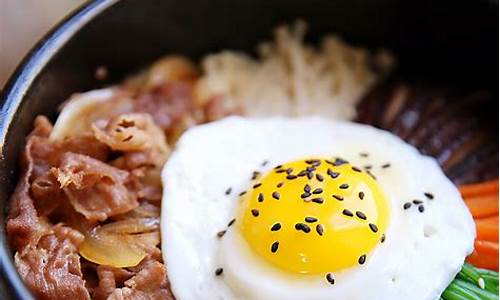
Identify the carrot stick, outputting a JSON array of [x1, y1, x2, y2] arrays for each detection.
[[464, 194, 499, 218], [475, 240, 499, 256], [460, 179, 499, 198], [476, 216, 499, 242], [468, 249, 499, 271]]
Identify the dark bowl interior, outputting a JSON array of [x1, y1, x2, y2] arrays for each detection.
[[0, 0, 498, 298]]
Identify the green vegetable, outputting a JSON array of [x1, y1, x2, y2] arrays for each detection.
[[458, 264, 486, 289], [454, 279, 498, 300], [443, 283, 481, 300], [442, 264, 499, 300]]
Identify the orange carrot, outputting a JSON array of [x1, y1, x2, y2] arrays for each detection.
[[475, 240, 499, 256], [476, 216, 499, 242], [460, 179, 499, 198], [467, 249, 499, 271], [464, 194, 499, 218]]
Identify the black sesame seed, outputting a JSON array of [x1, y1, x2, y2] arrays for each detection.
[[253, 183, 262, 189], [325, 160, 335, 166], [311, 161, 321, 167], [251, 209, 259, 217], [364, 165, 373, 170], [217, 230, 227, 238], [381, 163, 391, 169], [215, 268, 223, 276], [306, 166, 316, 172], [339, 183, 349, 189], [258, 193, 264, 202], [274, 165, 282, 170], [225, 187, 232, 195], [403, 202, 412, 210], [333, 158, 348, 166], [316, 224, 324, 236], [367, 170, 377, 180], [418, 205, 425, 213], [304, 184, 311, 193], [251, 171, 260, 180], [358, 254, 366, 265], [271, 241, 279, 253], [227, 219, 236, 227], [306, 159, 320, 165], [261, 160, 269, 166], [286, 175, 298, 180], [412, 199, 423, 205], [352, 166, 362, 172], [326, 273, 335, 285], [342, 209, 354, 217], [356, 211, 367, 220], [239, 191, 247, 196], [358, 192, 365, 200], [381, 234, 386, 243], [276, 169, 286, 173], [311, 198, 325, 204], [332, 194, 344, 201], [272, 192, 280, 200], [271, 223, 282, 231], [312, 198, 324, 204], [312, 188, 323, 194], [307, 172, 314, 180], [297, 170, 308, 177], [301, 192, 311, 199], [295, 223, 311, 233], [327, 169, 339, 179], [305, 217, 318, 223], [316, 174, 324, 182], [359, 152, 369, 157], [286, 168, 294, 174], [424, 192, 434, 200], [369, 223, 378, 233], [276, 182, 284, 188]]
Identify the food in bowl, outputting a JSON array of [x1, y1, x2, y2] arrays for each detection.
[[6, 23, 498, 300]]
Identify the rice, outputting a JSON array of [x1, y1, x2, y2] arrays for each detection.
[[195, 21, 395, 121]]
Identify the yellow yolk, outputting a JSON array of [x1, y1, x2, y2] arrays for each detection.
[[236, 158, 391, 275]]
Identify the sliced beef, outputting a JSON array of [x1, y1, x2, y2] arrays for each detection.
[[93, 266, 134, 300], [53, 153, 138, 222], [14, 225, 90, 300], [106, 261, 173, 300]]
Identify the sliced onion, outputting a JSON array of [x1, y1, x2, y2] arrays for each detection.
[[78, 217, 160, 268], [98, 217, 159, 234]]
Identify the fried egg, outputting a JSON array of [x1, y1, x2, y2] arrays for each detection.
[[161, 116, 475, 300]]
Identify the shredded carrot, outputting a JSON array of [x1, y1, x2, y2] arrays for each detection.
[[476, 216, 499, 242], [460, 179, 499, 198], [464, 194, 499, 218], [468, 248, 499, 271]]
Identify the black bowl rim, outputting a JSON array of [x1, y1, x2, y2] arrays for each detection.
[[0, 0, 117, 298]]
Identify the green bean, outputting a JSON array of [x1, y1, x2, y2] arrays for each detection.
[[476, 268, 499, 278], [454, 279, 499, 300], [459, 264, 486, 289], [443, 283, 480, 300]]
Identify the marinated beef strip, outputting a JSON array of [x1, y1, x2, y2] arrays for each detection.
[[5, 56, 235, 299], [53, 153, 138, 222], [7, 117, 91, 300], [355, 81, 498, 184]]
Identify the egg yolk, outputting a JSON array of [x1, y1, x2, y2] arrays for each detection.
[[236, 158, 390, 275]]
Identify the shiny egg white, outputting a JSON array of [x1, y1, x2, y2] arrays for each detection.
[[161, 116, 475, 300]]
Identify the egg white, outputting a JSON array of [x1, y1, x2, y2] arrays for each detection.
[[161, 116, 475, 300]]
